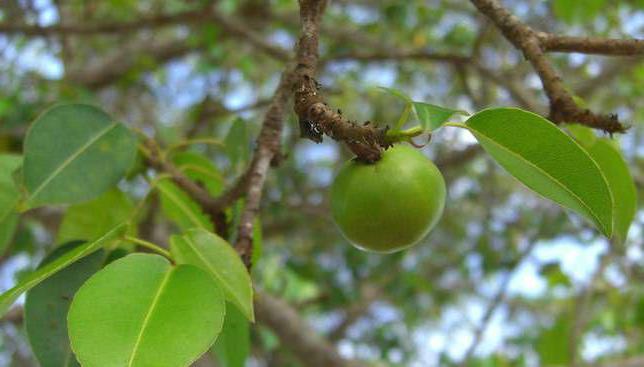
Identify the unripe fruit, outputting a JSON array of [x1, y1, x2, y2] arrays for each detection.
[[330, 145, 446, 253]]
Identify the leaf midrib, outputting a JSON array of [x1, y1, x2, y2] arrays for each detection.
[[126, 268, 173, 367], [28, 122, 119, 202], [469, 126, 610, 235]]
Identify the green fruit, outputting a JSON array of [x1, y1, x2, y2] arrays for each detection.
[[330, 145, 446, 253]]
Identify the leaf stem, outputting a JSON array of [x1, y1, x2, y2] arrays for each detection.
[[444, 121, 468, 129], [124, 235, 172, 258], [168, 138, 224, 152], [394, 103, 412, 130]]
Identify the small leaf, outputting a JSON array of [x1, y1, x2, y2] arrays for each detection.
[[536, 315, 572, 365], [464, 108, 613, 236], [172, 152, 223, 196], [23, 104, 137, 207], [170, 228, 254, 321], [68, 253, 225, 367], [157, 179, 213, 231], [213, 303, 250, 367], [25, 242, 106, 367], [377, 86, 412, 103], [57, 189, 136, 244], [0, 223, 126, 316], [584, 140, 637, 245], [225, 118, 249, 170], [0, 154, 22, 254], [412, 102, 465, 132]]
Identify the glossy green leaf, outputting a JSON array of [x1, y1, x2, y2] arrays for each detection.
[[464, 108, 613, 236], [25, 242, 106, 367], [225, 118, 249, 170], [172, 152, 223, 196], [213, 303, 250, 367], [413, 102, 465, 132], [170, 228, 254, 321], [23, 104, 137, 207], [377, 86, 412, 103], [57, 189, 136, 244], [585, 140, 637, 245], [0, 154, 22, 254], [68, 253, 225, 367], [157, 179, 213, 231], [0, 223, 126, 316]]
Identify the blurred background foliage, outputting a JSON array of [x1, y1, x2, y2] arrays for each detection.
[[0, 0, 643, 366]]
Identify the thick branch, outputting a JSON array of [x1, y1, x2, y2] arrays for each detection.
[[469, 0, 627, 134], [293, 0, 389, 162], [234, 70, 296, 266], [255, 290, 367, 367]]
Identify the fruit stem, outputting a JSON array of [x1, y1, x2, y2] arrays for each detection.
[[385, 126, 424, 143]]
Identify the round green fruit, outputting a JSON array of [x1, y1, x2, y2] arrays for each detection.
[[330, 145, 446, 253]]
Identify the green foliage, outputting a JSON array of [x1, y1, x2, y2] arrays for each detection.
[[172, 152, 224, 196], [0, 154, 22, 254], [57, 189, 136, 244], [23, 104, 137, 207], [213, 303, 250, 367], [170, 228, 254, 321], [0, 223, 126, 316], [225, 118, 250, 170], [412, 102, 465, 132], [157, 180, 213, 231], [552, 0, 606, 24], [68, 253, 225, 367], [536, 315, 572, 365], [25, 242, 106, 367], [464, 108, 613, 236]]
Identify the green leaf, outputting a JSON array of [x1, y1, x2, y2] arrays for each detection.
[[584, 140, 637, 245], [23, 104, 137, 207], [170, 228, 254, 321], [0, 154, 22, 254], [0, 223, 126, 316], [464, 108, 613, 236], [377, 86, 412, 103], [25, 242, 107, 367], [157, 179, 213, 231], [57, 189, 136, 244], [225, 118, 249, 170], [172, 152, 223, 196], [213, 303, 250, 367], [536, 315, 572, 365], [412, 102, 465, 132], [68, 253, 225, 367], [552, 0, 606, 24]]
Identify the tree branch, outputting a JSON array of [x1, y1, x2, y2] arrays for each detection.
[[538, 33, 644, 56], [469, 0, 628, 134], [255, 290, 368, 367]]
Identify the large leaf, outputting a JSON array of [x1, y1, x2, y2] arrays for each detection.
[[25, 242, 107, 367], [157, 179, 213, 231], [172, 152, 223, 196], [170, 228, 254, 321], [57, 189, 136, 244], [584, 140, 637, 245], [464, 108, 613, 236], [68, 253, 225, 367], [0, 223, 126, 316], [213, 304, 250, 367], [0, 154, 22, 254], [23, 104, 137, 207]]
